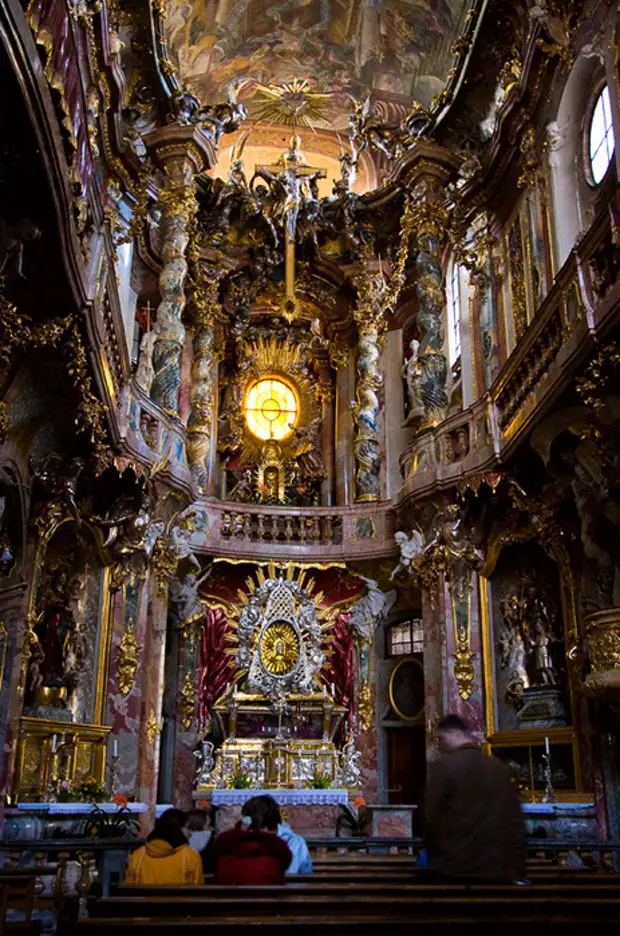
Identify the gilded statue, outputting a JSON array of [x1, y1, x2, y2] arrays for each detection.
[[29, 569, 85, 699], [193, 737, 216, 786], [498, 590, 530, 701], [290, 417, 324, 480]]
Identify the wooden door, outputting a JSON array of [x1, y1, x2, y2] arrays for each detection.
[[386, 725, 427, 820]]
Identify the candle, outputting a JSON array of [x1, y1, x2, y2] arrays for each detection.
[[113, 739, 118, 758], [51, 734, 57, 754], [545, 736, 550, 755], [331, 683, 335, 698], [225, 682, 230, 695], [323, 685, 327, 698]]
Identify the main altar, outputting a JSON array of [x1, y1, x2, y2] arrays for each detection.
[[192, 569, 363, 800]]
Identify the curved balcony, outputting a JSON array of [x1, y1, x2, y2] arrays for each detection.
[[188, 499, 396, 562]]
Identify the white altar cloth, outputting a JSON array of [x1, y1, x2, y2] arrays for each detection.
[[211, 789, 349, 807]]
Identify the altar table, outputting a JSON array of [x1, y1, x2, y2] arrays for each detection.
[[210, 788, 349, 807]]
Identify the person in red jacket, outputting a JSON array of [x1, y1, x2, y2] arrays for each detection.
[[213, 795, 292, 884]]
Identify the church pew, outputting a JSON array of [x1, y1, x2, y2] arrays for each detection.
[[86, 893, 620, 922]]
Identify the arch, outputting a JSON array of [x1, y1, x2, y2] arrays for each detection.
[[547, 50, 611, 269]]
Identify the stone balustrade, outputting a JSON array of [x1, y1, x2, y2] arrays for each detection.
[[188, 499, 396, 561]]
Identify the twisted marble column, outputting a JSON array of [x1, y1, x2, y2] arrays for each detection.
[[352, 307, 384, 502], [187, 276, 220, 489], [143, 126, 215, 417]]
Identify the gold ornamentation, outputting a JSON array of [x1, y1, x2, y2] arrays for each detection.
[[150, 536, 179, 597], [497, 47, 522, 97], [357, 685, 372, 732], [145, 709, 162, 745], [582, 608, 620, 698], [117, 630, 140, 696], [518, 127, 545, 192], [454, 632, 475, 701], [260, 621, 300, 676], [0, 291, 111, 472], [179, 669, 196, 729]]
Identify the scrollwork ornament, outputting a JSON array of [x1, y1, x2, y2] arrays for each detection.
[[145, 709, 162, 745], [179, 669, 196, 729], [150, 536, 179, 597], [117, 630, 141, 696]]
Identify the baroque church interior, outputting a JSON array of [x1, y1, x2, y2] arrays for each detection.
[[3, 0, 620, 927]]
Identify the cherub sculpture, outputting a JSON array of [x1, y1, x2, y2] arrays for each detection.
[[196, 80, 248, 146], [391, 529, 425, 581]]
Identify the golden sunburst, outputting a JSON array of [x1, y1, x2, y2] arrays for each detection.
[[261, 620, 300, 675], [249, 79, 334, 130]]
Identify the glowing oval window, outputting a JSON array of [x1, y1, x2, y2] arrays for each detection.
[[588, 85, 615, 185], [245, 378, 298, 441]]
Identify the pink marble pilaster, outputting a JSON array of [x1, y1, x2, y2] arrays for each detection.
[[335, 359, 354, 506]]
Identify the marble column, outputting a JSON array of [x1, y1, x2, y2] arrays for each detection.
[[143, 126, 215, 417], [135, 572, 168, 827], [187, 314, 215, 491], [334, 349, 353, 506], [318, 366, 335, 507]]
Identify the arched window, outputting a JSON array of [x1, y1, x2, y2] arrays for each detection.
[[447, 260, 462, 366], [588, 85, 615, 186]]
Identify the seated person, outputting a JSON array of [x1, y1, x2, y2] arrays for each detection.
[[185, 807, 216, 874], [277, 812, 313, 875], [125, 807, 203, 885], [213, 795, 292, 884]]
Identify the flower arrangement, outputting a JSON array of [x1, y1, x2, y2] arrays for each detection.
[[306, 767, 332, 790], [112, 793, 129, 808], [231, 767, 253, 789], [56, 780, 73, 803], [75, 776, 108, 801], [336, 797, 370, 837]]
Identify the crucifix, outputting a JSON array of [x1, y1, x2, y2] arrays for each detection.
[[254, 135, 326, 319]]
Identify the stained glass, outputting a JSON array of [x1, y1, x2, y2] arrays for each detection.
[[245, 378, 298, 441]]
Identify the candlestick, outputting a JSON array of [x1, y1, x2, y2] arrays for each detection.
[[545, 736, 550, 755], [51, 734, 57, 754], [542, 748, 556, 804]]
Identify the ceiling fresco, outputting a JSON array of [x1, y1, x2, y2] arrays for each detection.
[[165, 0, 477, 119]]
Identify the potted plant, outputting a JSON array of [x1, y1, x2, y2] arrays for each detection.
[[81, 795, 139, 840], [336, 797, 370, 837]]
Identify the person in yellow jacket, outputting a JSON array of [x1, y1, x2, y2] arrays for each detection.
[[125, 807, 203, 885]]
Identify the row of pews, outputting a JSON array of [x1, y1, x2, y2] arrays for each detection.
[[58, 853, 620, 932]]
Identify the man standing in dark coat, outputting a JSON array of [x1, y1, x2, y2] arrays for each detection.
[[425, 714, 526, 882]]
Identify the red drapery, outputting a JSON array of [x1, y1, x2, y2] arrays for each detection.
[[198, 607, 235, 728]]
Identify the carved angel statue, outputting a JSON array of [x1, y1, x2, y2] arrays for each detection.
[[196, 79, 248, 146], [135, 323, 159, 395], [193, 737, 217, 786], [290, 417, 325, 479], [96, 460, 169, 572], [167, 507, 201, 573], [348, 97, 402, 163], [0, 217, 42, 279], [337, 737, 362, 788], [30, 452, 85, 526], [401, 339, 425, 419], [169, 565, 212, 633], [349, 576, 397, 639], [391, 529, 425, 581]]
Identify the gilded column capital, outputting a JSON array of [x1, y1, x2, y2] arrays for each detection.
[[143, 123, 216, 177]]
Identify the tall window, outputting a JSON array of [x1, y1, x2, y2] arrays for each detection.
[[447, 260, 462, 365], [588, 85, 615, 185]]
